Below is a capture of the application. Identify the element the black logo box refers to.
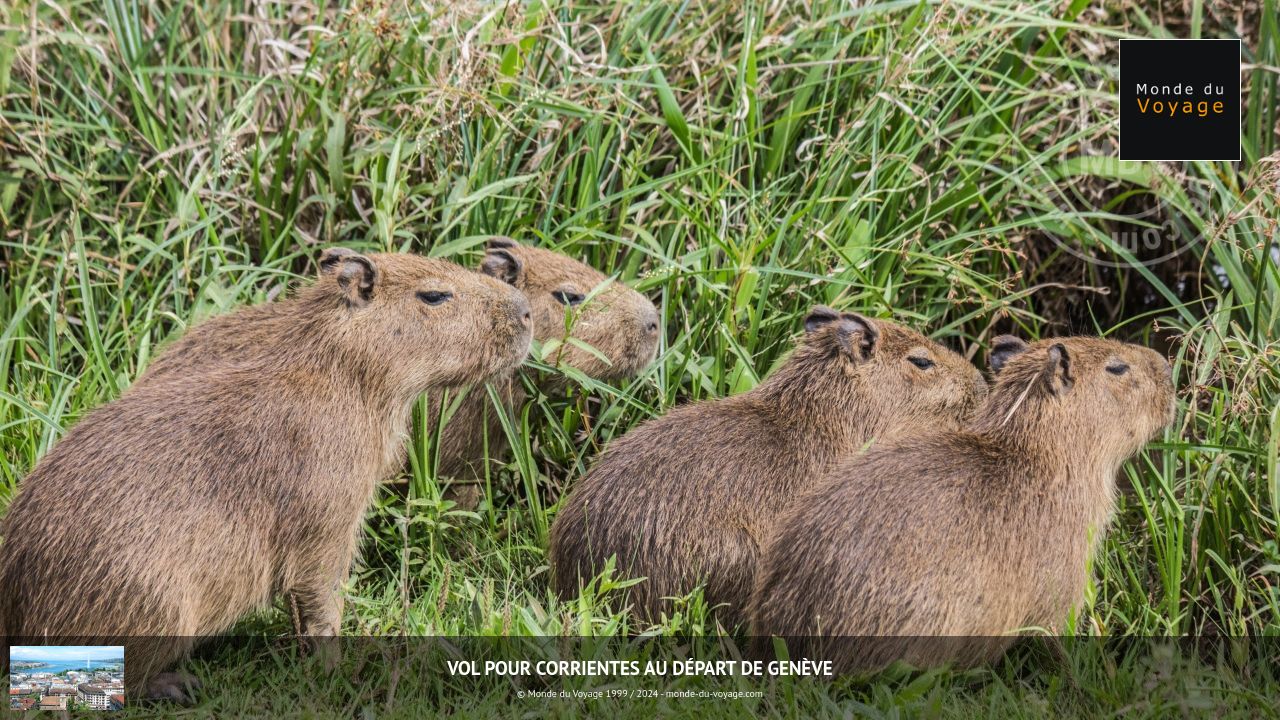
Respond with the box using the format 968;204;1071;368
1119;38;1241;161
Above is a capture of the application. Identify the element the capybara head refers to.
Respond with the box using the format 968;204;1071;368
316;248;532;392
794;306;988;430
477;237;660;380
984;335;1176;456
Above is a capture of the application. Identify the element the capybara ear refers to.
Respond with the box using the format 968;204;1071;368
319;247;377;307
989;335;1029;374
836;312;879;362
481;248;523;286
487;235;518;250
1041;342;1074;395
803;306;840;333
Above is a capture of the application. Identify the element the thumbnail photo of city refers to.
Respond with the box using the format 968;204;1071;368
8;646;124;712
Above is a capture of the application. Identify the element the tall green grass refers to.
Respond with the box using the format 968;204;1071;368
2;0;1279;714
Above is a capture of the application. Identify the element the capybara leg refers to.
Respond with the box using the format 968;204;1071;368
292;572;346;671
295;578;343;636
700;529;759;628
146;671;202;706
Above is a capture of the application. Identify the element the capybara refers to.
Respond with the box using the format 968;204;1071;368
549;306;988;626
140;237;661;509
0;249;532;702
749;336;1176;672
432;237;661;506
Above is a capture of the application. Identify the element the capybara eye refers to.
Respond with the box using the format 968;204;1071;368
908;356;935;370
552;290;585;306
417;290;453;305
1106;361;1130;376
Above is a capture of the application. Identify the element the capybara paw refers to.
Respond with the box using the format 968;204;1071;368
146;671;202;705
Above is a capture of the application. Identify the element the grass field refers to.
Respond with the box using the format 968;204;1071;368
2;0;1280;716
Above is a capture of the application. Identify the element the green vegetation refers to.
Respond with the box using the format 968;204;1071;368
2;0;1278;716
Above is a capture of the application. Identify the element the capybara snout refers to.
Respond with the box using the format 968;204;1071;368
480;237;662;381
477;274;534;374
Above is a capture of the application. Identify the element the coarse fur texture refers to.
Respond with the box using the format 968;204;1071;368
137;238;660;508
0;250;532;702
748;336;1176;673
432;238;661;506
548;307;987;627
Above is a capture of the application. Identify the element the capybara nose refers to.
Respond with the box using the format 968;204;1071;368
641;307;661;336
514;296;532;329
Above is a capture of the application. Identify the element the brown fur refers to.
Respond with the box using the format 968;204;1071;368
748;337;1175;672
430;238;659;506
548;307;987;627
139;238;661;508
0;250;532;701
